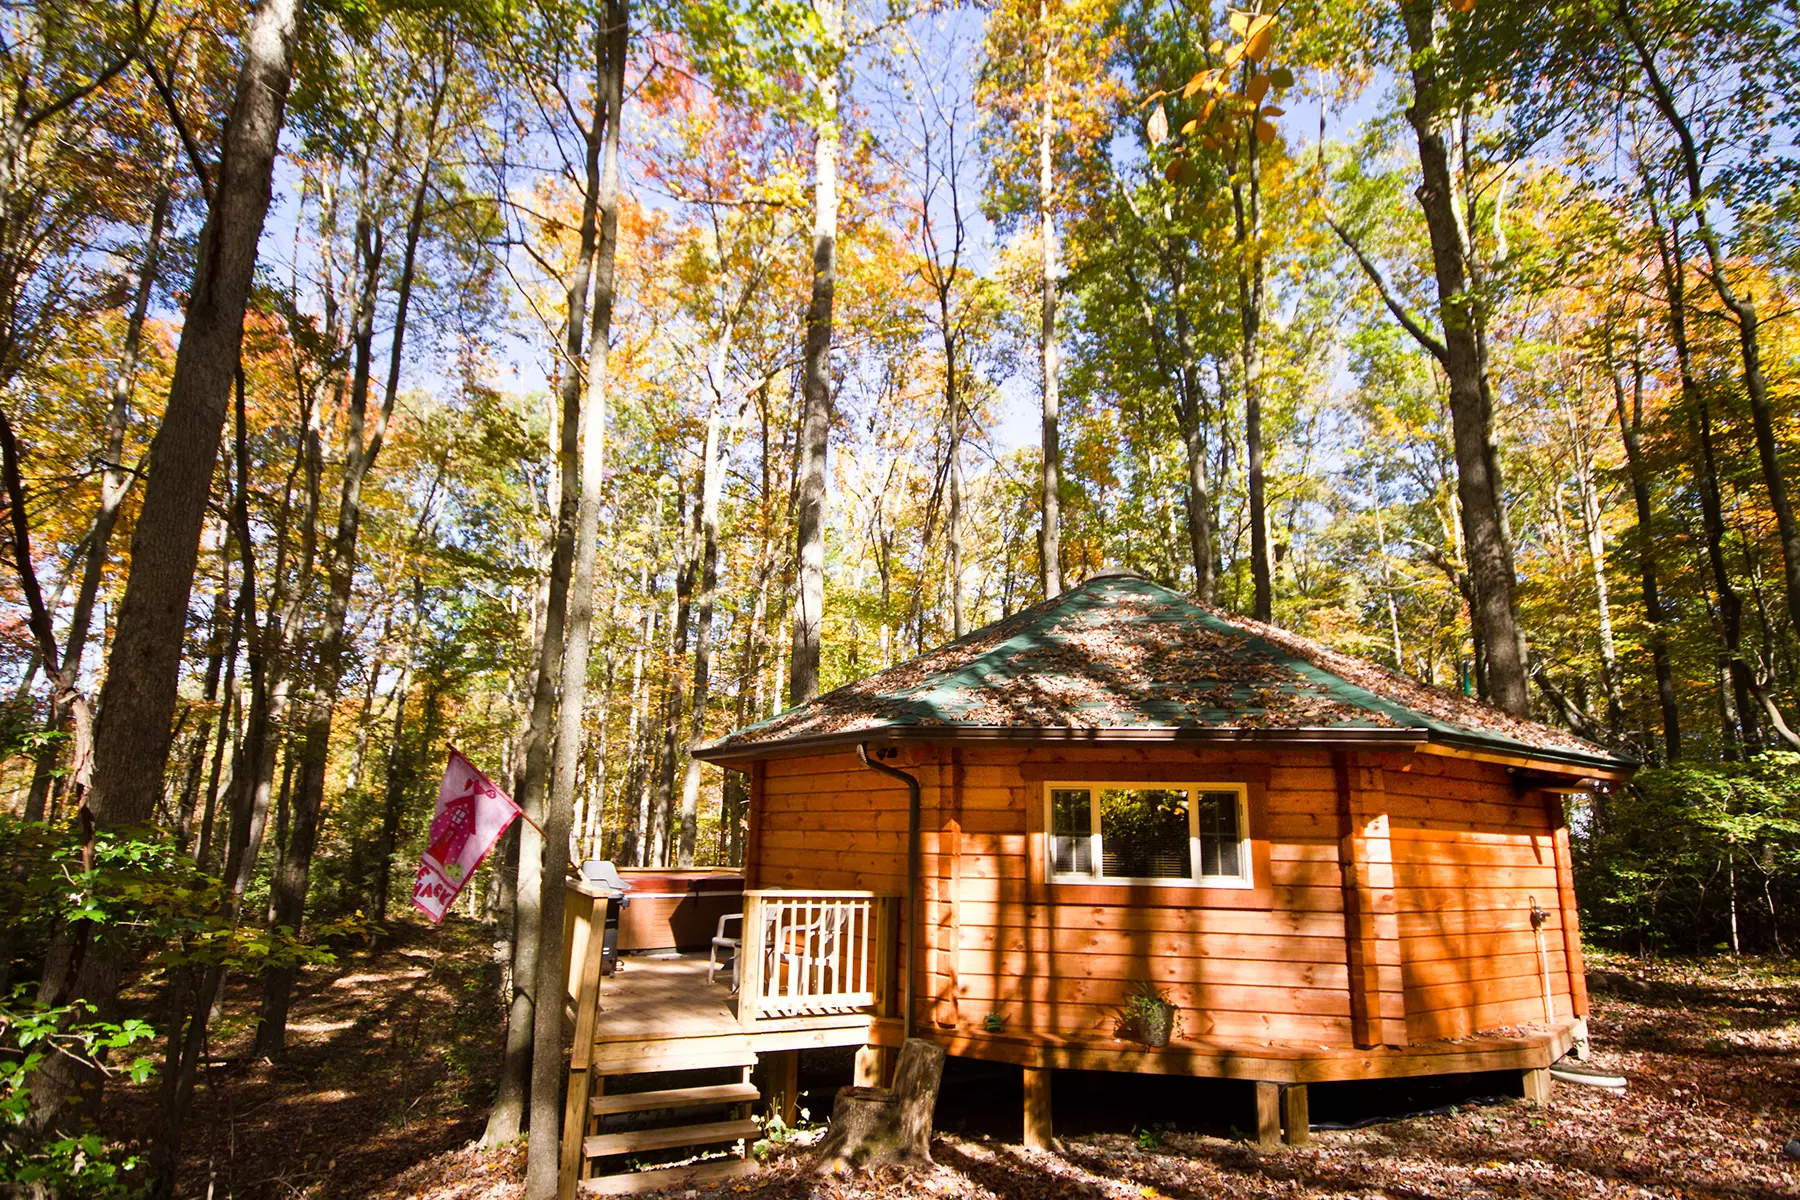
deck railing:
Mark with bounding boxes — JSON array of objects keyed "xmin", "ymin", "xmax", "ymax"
[{"xmin": 737, "ymin": 889, "xmax": 896, "ymax": 1025}]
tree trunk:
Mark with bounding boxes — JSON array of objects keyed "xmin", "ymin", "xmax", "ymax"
[
  {"xmin": 258, "ymin": 131, "xmax": 435, "ymax": 1052},
  {"xmin": 374, "ymin": 577, "xmax": 424, "ymax": 918},
  {"xmin": 1646, "ymin": 178, "xmax": 1755, "ymax": 754},
  {"xmin": 31, "ymin": 0, "xmax": 301, "ymax": 1130},
  {"xmin": 656, "ymin": 488, "xmax": 696, "ymax": 867},
  {"xmin": 1569, "ymin": 408, "xmax": 1623, "ymax": 736},
  {"xmin": 1607, "ymin": 319, "xmax": 1679, "ymax": 760},
  {"xmin": 679, "ymin": 404, "xmax": 725, "ymax": 865},
  {"xmin": 946, "ymin": 330, "xmax": 966, "ymax": 638},
  {"xmin": 24, "ymin": 179, "xmax": 171, "ymax": 822},
  {"xmin": 1397, "ymin": 0, "xmax": 1529, "ymax": 717},
  {"xmin": 790, "ymin": 0, "xmax": 841, "ymax": 706},
  {"xmin": 483, "ymin": 40, "xmax": 604, "ymax": 1150},
  {"xmin": 1619, "ymin": 3, "xmax": 1800, "ymax": 642},
  {"xmin": 1233, "ymin": 124, "xmax": 1271, "ymax": 622},
  {"xmin": 524, "ymin": 5, "xmax": 627, "ymax": 1192},
  {"xmin": 1037, "ymin": 0, "xmax": 1062, "ymax": 599}
]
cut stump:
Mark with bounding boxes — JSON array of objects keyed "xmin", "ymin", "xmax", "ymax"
[{"xmin": 815, "ymin": 1038, "xmax": 946, "ymax": 1174}]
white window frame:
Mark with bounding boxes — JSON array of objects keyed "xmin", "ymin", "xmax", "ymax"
[{"xmin": 1044, "ymin": 781, "xmax": 1253, "ymax": 889}]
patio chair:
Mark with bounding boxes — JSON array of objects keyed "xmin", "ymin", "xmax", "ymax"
[
  {"xmin": 770, "ymin": 904, "xmax": 850, "ymax": 1003},
  {"xmin": 708, "ymin": 912, "xmax": 742, "ymax": 990}
]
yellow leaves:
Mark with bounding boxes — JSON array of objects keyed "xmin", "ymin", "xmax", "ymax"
[
  {"xmin": 1446, "ymin": 0, "xmax": 1477, "ymax": 11},
  {"xmin": 1141, "ymin": 8, "xmax": 1296, "ymax": 180},
  {"xmin": 1242, "ymin": 14, "xmax": 1276, "ymax": 63}
]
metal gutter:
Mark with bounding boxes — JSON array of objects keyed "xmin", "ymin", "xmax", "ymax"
[{"xmin": 856, "ymin": 743, "xmax": 921, "ymax": 1036}]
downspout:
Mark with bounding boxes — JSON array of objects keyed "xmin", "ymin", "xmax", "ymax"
[{"xmin": 857, "ymin": 742, "xmax": 921, "ymax": 1034}]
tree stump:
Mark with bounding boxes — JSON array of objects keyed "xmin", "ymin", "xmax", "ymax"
[{"xmin": 814, "ymin": 1038, "xmax": 946, "ymax": 1174}]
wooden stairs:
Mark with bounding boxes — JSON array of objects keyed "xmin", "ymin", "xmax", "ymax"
[{"xmin": 574, "ymin": 1049, "xmax": 761, "ymax": 1196}]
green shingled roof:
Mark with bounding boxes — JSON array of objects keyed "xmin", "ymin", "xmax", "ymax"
[{"xmin": 696, "ymin": 572, "xmax": 1631, "ymax": 773}]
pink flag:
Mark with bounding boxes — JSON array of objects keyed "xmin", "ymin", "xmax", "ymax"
[{"xmin": 412, "ymin": 749, "xmax": 521, "ymax": 924}]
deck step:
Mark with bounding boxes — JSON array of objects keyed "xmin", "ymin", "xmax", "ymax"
[
  {"xmin": 589, "ymin": 1083, "xmax": 759, "ymax": 1117},
  {"xmin": 577, "ymin": 1156, "xmax": 754, "ymax": 1196},
  {"xmin": 582, "ymin": 1117, "xmax": 759, "ymax": 1160},
  {"xmin": 591, "ymin": 1039, "xmax": 757, "ymax": 1075}
]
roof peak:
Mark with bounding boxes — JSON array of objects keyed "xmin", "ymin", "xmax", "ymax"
[{"xmin": 699, "ymin": 571, "xmax": 1631, "ymax": 773}]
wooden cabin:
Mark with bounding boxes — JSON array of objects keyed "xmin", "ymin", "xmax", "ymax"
[{"xmin": 557, "ymin": 571, "xmax": 1631, "ymax": 1196}]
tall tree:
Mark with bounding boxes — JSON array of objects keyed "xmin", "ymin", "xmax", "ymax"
[
  {"xmin": 31, "ymin": 0, "xmax": 303, "ymax": 1129},
  {"xmin": 524, "ymin": 0, "xmax": 626, "ymax": 1191},
  {"xmin": 789, "ymin": 0, "xmax": 842, "ymax": 705}
]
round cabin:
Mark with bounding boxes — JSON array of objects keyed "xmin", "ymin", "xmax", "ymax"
[{"xmin": 694, "ymin": 571, "xmax": 1633, "ymax": 1146}]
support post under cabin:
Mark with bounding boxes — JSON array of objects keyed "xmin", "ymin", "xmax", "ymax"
[
  {"xmin": 1281, "ymin": 1084, "xmax": 1310, "ymax": 1146},
  {"xmin": 1522, "ymin": 1066, "xmax": 1553, "ymax": 1106},
  {"xmin": 1253, "ymin": 1082, "xmax": 1281, "ymax": 1147},
  {"xmin": 1022, "ymin": 1066, "xmax": 1053, "ymax": 1150},
  {"xmin": 1253, "ymin": 1082, "xmax": 1309, "ymax": 1147},
  {"xmin": 765, "ymin": 1049, "xmax": 800, "ymax": 1127}
]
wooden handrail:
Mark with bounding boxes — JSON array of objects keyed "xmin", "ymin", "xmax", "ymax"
[{"xmin": 737, "ymin": 890, "xmax": 897, "ymax": 1027}]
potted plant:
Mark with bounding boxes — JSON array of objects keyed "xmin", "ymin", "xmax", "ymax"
[{"xmin": 1120, "ymin": 981, "xmax": 1179, "ymax": 1048}]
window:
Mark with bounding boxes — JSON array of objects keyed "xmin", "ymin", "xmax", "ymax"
[{"xmin": 1047, "ymin": 783, "xmax": 1251, "ymax": 887}]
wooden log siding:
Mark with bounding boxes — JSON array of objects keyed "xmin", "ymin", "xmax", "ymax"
[
  {"xmin": 1336, "ymin": 751, "xmax": 1406, "ymax": 1047},
  {"xmin": 1382, "ymin": 755, "xmax": 1577, "ymax": 1042},
  {"xmin": 746, "ymin": 744, "xmax": 1579, "ymax": 1054}
]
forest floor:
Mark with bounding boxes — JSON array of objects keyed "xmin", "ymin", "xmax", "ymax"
[{"xmin": 132, "ymin": 918, "xmax": 1800, "ymax": 1200}]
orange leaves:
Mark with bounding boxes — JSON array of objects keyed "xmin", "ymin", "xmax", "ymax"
[{"xmin": 1142, "ymin": 7, "xmax": 1293, "ymax": 183}]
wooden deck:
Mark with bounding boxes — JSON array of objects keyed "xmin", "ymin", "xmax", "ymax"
[{"xmin": 585, "ymin": 953, "xmax": 903, "ymax": 1074}]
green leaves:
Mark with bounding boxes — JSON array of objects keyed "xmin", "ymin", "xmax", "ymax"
[{"xmin": 1, "ymin": 988, "xmax": 158, "ymax": 1194}]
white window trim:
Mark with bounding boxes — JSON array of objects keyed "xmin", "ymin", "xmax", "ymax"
[{"xmin": 1044, "ymin": 781, "xmax": 1253, "ymax": 889}]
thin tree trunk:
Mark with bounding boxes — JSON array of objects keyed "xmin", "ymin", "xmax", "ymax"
[
  {"xmin": 375, "ymin": 577, "xmax": 424, "ymax": 918},
  {"xmin": 1569, "ymin": 408, "xmax": 1623, "ymax": 735},
  {"xmin": 174, "ymin": 561, "xmax": 233, "ymax": 854},
  {"xmin": 1232, "ymin": 122, "xmax": 1271, "ymax": 622},
  {"xmin": 258, "ymin": 124, "xmax": 437, "ymax": 1051},
  {"xmin": 1608, "ymin": 315, "xmax": 1679, "ymax": 759},
  {"xmin": 790, "ymin": 0, "xmax": 841, "ymax": 706},
  {"xmin": 23, "ymin": 179, "xmax": 172, "ymax": 822},
  {"xmin": 1619, "ymin": 3, "xmax": 1800, "ymax": 641},
  {"xmin": 1647, "ymin": 177, "xmax": 1755, "ymax": 753},
  {"xmin": 679, "ymin": 405, "xmax": 724, "ymax": 865},
  {"xmin": 482, "ymin": 38, "xmax": 604, "ymax": 1145},
  {"xmin": 526, "ymin": 3, "xmax": 626, "ymax": 1192},
  {"xmin": 1037, "ymin": 0, "xmax": 1062, "ymax": 599},
  {"xmin": 194, "ymin": 581, "xmax": 244, "ymax": 869},
  {"xmin": 1374, "ymin": 502, "xmax": 1405, "ymax": 670},
  {"xmin": 656, "ymin": 485, "xmax": 696, "ymax": 868},
  {"xmin": 1397, "ymin": 0, "xmax": 1529, "ymax": 716}
]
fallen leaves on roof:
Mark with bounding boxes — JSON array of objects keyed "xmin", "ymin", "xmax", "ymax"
[{"xmin": 707, "ymin": 575, "xmax": 1616, "ymax": 766}]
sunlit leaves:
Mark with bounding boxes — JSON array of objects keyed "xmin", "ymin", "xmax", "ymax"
[{"xmin": 1142, "ymin": 6, "xmax": 1296, "ymax": 184}]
